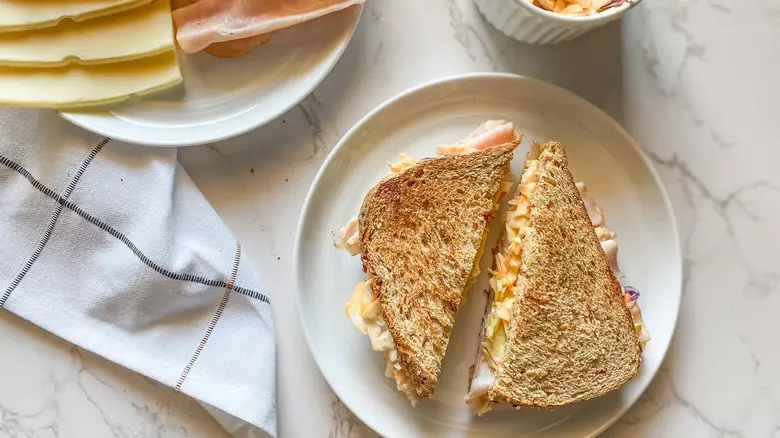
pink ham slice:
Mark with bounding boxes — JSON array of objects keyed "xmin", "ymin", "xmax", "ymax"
[
  {"xmin": 205, "ymin": 33, "xmax": 271, "ymax": 58},
  {"xmin": 172, "ymin": 0, "xmax": 365, "ymax": 54},
  {"xmin": 171, "ymin": 0, "xmax": 271, "ymax": 57}
]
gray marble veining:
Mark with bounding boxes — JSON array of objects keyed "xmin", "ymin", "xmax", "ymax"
[{"xmin": 1, "ymin": 0, "xmax": 777, "ymax": 437}]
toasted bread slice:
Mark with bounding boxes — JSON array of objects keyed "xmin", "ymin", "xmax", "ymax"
[
  {"xmin": 472, "ymin": 141, "xmax": 640, "ymax": 410},
  {"xmin": 359, "ymin": 141, "xmax": 518, "ymax": 400}
]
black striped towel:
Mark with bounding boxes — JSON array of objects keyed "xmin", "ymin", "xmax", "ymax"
[{"xmin": 0, "ymin": 108, "xmax": 276, "ymax": 437}]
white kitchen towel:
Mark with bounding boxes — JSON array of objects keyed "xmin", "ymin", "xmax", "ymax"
[{"xmin": 0, "ymin": 108, "xmax": 276, "ymax": 437}]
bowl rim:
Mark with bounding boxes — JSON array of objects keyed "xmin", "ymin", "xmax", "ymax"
[{"xmin": 512, "ymin": 0, "xmax": 642, "ymax": 24}]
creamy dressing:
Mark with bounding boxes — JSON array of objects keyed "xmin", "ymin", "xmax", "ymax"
[
  {"xmin": 481, "ymin": 159, "xmax": 539, "ymax": 369},
  {"xmin": 344, "ymin": 280, "xmax": 422, "ymax": 405},
  {"xmin": 467, "ymin": 157, "xmax": 539, "ymax": 413}
]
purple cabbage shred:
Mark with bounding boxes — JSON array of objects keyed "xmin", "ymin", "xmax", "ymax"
[{"xmin": 624, "ymin": 286, "xmax": 640, "ymax": 301}]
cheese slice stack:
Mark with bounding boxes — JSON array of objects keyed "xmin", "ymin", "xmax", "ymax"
[
  {"xmin": 0, "ymin": 0, "xmax": 182, "ymax": 109},
  {"xmin": 0, "ymin": 0, "xmax": 155, "ymax": 32},
  {"xmin": 0, "ymin": 53, "xmax": 181, "ymax": 108},
  {"xmin": 0, "ymin": 1, "xmax": 175, "ymax": 67}
]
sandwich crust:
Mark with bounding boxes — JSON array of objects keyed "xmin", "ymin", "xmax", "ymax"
[
  {"xmin": 489, "ymin": 142, "xmax": 641, "ymax": 407},
  {"xmin": 359, "ymin": 142, "xmax": 517, "ymax": 399}
]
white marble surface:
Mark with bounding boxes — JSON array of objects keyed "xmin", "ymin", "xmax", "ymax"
[{"xmin": 2, "ymin": 0, "xmax": 779, "ymax": 437}]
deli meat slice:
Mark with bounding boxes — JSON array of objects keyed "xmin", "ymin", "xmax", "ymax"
[
  {"xmin": 203, "ymin": 33, "xmax": 271, "ymax": 58},
  {"xmin": 172, "ymin": 0, "xmax": 365, "ymax": 54},
  {"xmin": 171, "ymin": 0, "xmax": 271, "ymax": 57}
]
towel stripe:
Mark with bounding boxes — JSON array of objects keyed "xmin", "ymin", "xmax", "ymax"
[
  {"xmin": 0, "ymin": 152, "xmax": 270, "ymax": 305},
  {"xmin": 176, "ymin": 242, "xmax": 242, "ymax": 391},
  {"xmin": 0, "ymin": 155, "xmax": 60, "ymax": 200},
  {"xmin": 0, "ymin": 139, "xmax": 108, "ymax": 307},
  {"xmin": 0, "ymin": 204, "xmax": 62, "ymax": 308}
]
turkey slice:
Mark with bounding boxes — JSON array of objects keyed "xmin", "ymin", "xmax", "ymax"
[
  {"xmin": 171, "ymin": 0, "xmax": 270, "ymax": 58},
  {"xmin": 204, "ymin": 33, "xmax": 272, "ymax": 58},
  {"xmin": 172, "ymin": 0, "xmax": 365, "ymax": 54}
]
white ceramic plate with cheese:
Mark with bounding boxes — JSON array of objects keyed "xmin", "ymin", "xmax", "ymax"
[
  {"xmin": 295, "ymin": 74, "xmax": 682, "ymax": 437},
  {"xmin": 60, "ymin": 5, "xmax": 362, "ymax": 147}
]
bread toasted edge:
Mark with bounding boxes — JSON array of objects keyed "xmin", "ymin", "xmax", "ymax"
[
  {"xmin": 488, "ymin": 141, "xmax": 641, "ymax": 408},
  {"xmin": 359, "ymin": 142, "xmax": 519, "ymax": 400}
]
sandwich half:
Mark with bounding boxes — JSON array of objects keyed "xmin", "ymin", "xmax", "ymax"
[
  {"xmin": 336, "ymin": 121, "xmax": 521, "ymax": 404},
  {"xmin": 467, "ymin": 141, "xmax": 647, "ymax": 414}
]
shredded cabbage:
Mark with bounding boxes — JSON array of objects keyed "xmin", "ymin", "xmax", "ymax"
[
  {"xmin": 344, "ymin": 280, "xmax": 421, "ymax": 404},
  {"xmin": 531, "ymin": 0, "xmax": 631, "ymax": 16}
]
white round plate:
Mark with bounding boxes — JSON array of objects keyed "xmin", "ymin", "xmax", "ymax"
[
  {"xmin": 60, "ymin": 6, "xmax": 362, "ymax": 147},
  {"xmin": 295, "ymin": 74, "xmax": 681, "ymax": 438}
]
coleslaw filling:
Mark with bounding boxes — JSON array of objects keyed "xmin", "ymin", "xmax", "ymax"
[
  {"xmin": 337, "ymin": 153, "xmax": 424, "ymax": 403},
  {"xmin": 467, "ymin": 154, "xmax": 539, "ymax": 415},
  {"xmin": 345, "ymin": 279, "xmax": 423, "ymax": 405},
  {"xmin": 531, "ymin": 0, "xmax": 632, "ymax": 16}
]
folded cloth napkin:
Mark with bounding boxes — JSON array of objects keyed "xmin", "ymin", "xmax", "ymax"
[{"xmin": 0, "ymin": 108, "xmax": 276, "ymax": 437}]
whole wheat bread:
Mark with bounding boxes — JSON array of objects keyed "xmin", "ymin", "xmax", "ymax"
[
  {"xmin": 487, "ymin": 141, "xmax": 641, "ymax": 407},
  {"xmin": 359, "ymin": 142, "xmax": 517, "ymax": 400}
]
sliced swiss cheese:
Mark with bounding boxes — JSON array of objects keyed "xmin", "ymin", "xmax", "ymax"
[
  {"xmin": 0, "ymin": 0, "xmax": 154, "ymax": 32},
  {"xmin": 0, "ymin": 51, "xmax": 182, "ymax": 109},
  {"xmin": 0, "ymin": 1, "xmax": 174, "ymax": 67},
  {"xmin": 0, "ymin": 0, "xmax": 175, "ymax": 67}
]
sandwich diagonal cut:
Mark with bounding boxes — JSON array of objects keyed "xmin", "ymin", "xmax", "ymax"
[
  {"xmin": 339, "ymin": 121, "xmax": 520, "ymax": 404},
  {"xmin": 468, "ymin": 141, "xmax": 642, "ymax": 413}
]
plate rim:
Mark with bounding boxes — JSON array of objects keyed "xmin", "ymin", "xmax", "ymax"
[
  {"xmin": 294, "ymin": 72, "xmax": 682, "ymax": 437},
  {"xmin": 58, "ymin": 6, "xmax": 363, "ymax": 148}
]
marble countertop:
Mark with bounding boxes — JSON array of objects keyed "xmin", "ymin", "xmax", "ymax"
[{"xmin": 2, "ymin": 0, "xmax": 779, "ymax": 437}]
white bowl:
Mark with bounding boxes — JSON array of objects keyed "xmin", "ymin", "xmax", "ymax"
[{"xmin": 474, "ymin": 0, "xmax": 641, "ymax": 44}]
